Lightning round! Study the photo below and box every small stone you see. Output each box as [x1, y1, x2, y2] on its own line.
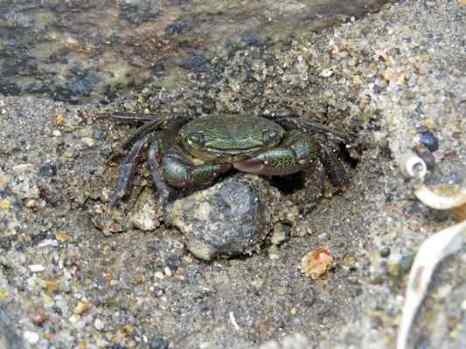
[0, 289, 9, 301]
[154, 271, 165, 279]
[94, 318, 105, 331]
[55, 114, 65, 126]
[418, 130, 439, 152]
[379, 247, 391, 258]
[37, 239, 59, 248]
[129, 188, 160, 231]
[68, 314, 80, 323]
[42, 279, 60, 294]
[55, 231, 73, 241]
[319, 68, 334, 77]
[29, 264, 45, 273]
[74, 301, 92, 315]
[0, 199, 11, 210]
[163, 266, 173, 277]
[25, 199, 38, 208]
[81, 137, 96, 147]
[0, 172, 9, 190]
[52, 130, 62, 137]
[23, 330, 39, 344]
[268, 245, 280, 260]
[271, 223, 290, 245]
[387, 253, 414, 279]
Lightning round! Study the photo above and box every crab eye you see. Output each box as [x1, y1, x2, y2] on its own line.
[262, 129, 280, 144]
[187, 131, 206, 146]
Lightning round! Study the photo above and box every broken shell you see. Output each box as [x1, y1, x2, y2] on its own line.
[397, 220, 466, 349]
[415, 184, 466, 210]
[399, 151, 427, 179]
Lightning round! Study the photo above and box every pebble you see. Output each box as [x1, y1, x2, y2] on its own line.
[165, 176, 270, 261]
[379, 247, 391, 258]
[55, 114, 65, 126]
[386, 253, 414, 279]
[81, 137, 96, 147]
[25, 199, 38, 208]
[319, 68, 334, 77]
[37, 239, 59, 248]
[129, 188, 161, 231]
[271, 223, 290, 245]
[73, 301, 92, 315]
[0, 171, 10, 190]
[94, 318, 105, 331]
[418, 130, 439, 152]
[29, 264, 45, 273]
[23, 330, 39, 344]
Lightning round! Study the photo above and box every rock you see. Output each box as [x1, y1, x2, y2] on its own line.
[129, 188, 161, 231]
[165, 175, 273, 261]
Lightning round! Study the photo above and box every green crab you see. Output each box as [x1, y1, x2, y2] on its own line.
[106, 112, 351, 206]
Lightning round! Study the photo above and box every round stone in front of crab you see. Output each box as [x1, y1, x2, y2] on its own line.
[164, 174, 280, 261]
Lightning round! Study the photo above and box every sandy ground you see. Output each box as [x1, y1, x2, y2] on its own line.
[0, 0, 465, 348]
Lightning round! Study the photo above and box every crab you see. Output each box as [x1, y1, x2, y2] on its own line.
[105, 112, 351, 207]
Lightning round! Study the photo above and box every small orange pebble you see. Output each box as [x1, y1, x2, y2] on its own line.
[301, 247, 334, 280]
[55, 231, 72, 241]
[73, 300, 92, 315]
[43, 279, 60, 294]
[55, 114, 65, 126]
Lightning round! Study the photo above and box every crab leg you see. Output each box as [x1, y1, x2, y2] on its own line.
[121, 119, 164, 150]
[105, 112, 160, 124]
[318, 143, 349, 189]
[266, 115, 354, 144]
[234, 130, 320, 176]
[161, 146, 232, 189]
[147, 138, 173, 202]
[109, 135, 149, 207]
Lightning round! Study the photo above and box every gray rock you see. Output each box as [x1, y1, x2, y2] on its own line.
[165, 175, 274, 261]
